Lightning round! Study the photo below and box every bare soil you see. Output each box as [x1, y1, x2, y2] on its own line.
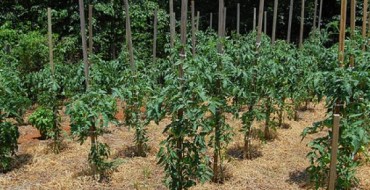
[0, 102, 369, 190]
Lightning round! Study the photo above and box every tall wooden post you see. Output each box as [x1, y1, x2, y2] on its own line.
[153, 9, 158, 64]
[218, 0, 224, 50]
[224, 7, 227, 36]
[124, 0, 135, 72]
[264, 11, 267, 34]
[272, 0, 278, 44]
[318, 0, 323, 30]
[328, 114, 341, 190]
[191, 0, 196, 57]
[47, 8, 54, 74]
[287, 0, 294, 42]
[253, 7, 257, 31]
[299, 0, 305, 49]
[313, 0, 318, 30]
[350, 0, 356, 67]
[170, 0, 175, 49]
[196, 11, 200, 31]
[362, 0, 368, 51]
[257, 0, 265, 47]
[210, 13, 213, 29]
[339, 0, 347, 68]
[88, 5, 93, 55]
[78, 0, 89, 90]
[237, 3, 240, 35]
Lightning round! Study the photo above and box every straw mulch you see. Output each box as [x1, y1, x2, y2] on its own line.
[0, 102, 369, 190]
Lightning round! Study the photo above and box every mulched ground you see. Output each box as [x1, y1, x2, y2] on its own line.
[0, 102, 369, 190]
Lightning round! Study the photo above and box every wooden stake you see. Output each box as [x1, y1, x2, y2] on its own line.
[318, 0, 323, 30]
[313, 0, 318, 30]
[368, 2, 370, 46]
[196, 11, 200, 31]
[191, 0, 196, 57]
[339, 0, 347, 67]
[257, 0, 265, 47]
[210, 12, 213, 29]
[350, 0, 356, 67]
[272, 0, 278, 44]
[237, 3, 240, 35]
[124, 0, 135, 72]
[153, 9, 158, 63]
[170, 0, 175, 49]
[253, 7, 257, 31]
[180, 0, 187, 75]
[328, 114, 341, 190]
[47, 8, 54, 74]
[78, 0, 89, 90]
[362, 0, 368, 51]
[287, 0, 294, 42]
[218, 0, 224, 53]
[299, 0, 305, 49]
[224, 7, 227, 36]
[88, 5, 93, 55]
[264, 11, 267, 34]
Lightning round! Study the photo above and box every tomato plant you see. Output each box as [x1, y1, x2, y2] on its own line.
[66, 90, 118, 178]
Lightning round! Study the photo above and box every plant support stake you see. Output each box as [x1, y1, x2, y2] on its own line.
[318, 0, 323, 30]
[253, 7, 257, 31]
[191, 0, 196, 57]
[287, 0, 294, 42]
[89, 5, 93, 55]
[272, 0, 278, 44]
[78, 0, 89, 90]
[313, 0, 318, 30]
[48, 8, 54, 74]
[350, 0, 356, 67]
[362, 0, 368, 51]
[299, 0, 305, 49]
[237, 3, 240, 35]
[124, 0, 135, 72]
[328, 114, 341, 190]
[153, 9, 158, 63]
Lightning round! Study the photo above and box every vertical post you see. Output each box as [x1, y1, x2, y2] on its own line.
[191, 0, 196, 57]
[313, 0, 318, 30]
[299, 0, 305, 49]
[318, 0, 323, 30]
[47, 8, 54, 74]
[350, 0, 356, 67]
[78, 0, 89, 90]
[153, 9, 158, 64]
[257, 0, 265, 47]
[253, 7, 257, 31]
[272, 0, 278, 44]
[362, 0, 368, 51]
[124, 0, 135, 72]
[170, 0, 175, 49]
[368, 2, 370, 47]
[196, 11, 200, 31]
[237, 3, 240, 35]
[339, 0, 347, 67]
[218, 0, 224, 52]
[264, 11, 267, 34]
[224, 7, 227, 36]
[210, 13, 213, 29]
[287, 0, 294, 42]
[88, 5, 93, 55]
[328, 114, 341, 190]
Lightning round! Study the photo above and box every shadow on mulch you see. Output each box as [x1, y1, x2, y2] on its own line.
[286, 169, 309, 187]
[280, 123, 291, 129]
[1, 154, 33, 173]
[226, 144, 262, 160]
[113, 145, 151, 158]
